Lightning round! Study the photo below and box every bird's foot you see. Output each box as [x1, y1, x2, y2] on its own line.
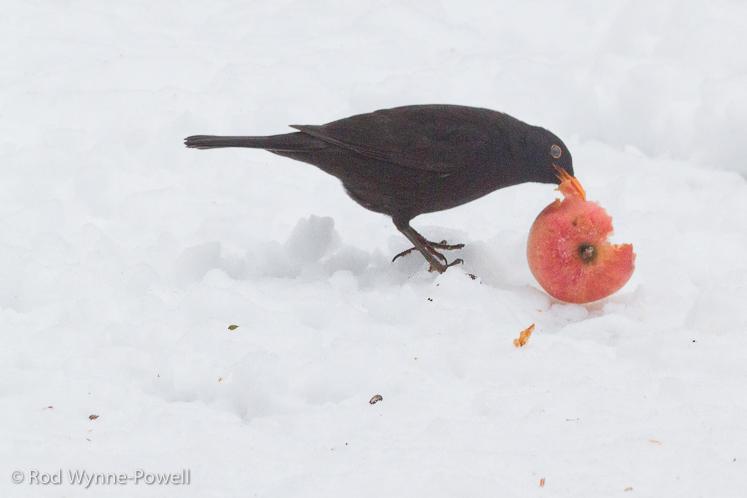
[393, 224, 466, 274]
[392, 240, 465, 263]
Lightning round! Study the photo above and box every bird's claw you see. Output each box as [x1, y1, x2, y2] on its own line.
[428, 258, 463, 272]
[392, 246, 418, 262]
[392, 239, 465, 264]
[432, 240, 465, 251]
[392, 237, 465, 274]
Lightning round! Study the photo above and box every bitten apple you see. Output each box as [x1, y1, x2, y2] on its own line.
[527, 167, 635, 303]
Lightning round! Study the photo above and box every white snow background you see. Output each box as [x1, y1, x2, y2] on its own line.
[2, 0, 747, 496]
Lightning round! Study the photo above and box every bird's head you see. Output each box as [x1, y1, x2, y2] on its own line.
[525, 127, 574, 185]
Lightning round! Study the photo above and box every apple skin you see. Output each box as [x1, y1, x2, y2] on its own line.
[527, 170, 635, 304]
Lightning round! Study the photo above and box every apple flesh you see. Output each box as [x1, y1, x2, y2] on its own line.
[527, 168, 635, 304]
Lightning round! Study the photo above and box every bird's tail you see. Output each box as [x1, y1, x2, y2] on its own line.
[184, 133, 323, 151]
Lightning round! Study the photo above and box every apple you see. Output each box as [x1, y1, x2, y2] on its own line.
[527, 167, 635, 303]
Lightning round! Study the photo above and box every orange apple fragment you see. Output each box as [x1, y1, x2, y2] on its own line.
[527, 167, 635, 303]
[513, 323, 535, 347]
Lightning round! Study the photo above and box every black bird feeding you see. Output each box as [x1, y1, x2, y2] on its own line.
[185, 105, 573, 273]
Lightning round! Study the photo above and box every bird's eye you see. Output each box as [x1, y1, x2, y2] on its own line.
[551, 145, 562, 159]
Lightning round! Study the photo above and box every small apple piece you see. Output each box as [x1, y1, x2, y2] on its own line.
[513, 323, 535, 347]
[527, 167, 635, 304]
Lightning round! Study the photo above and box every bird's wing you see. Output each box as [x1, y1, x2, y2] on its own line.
[291, 105, 522, 173]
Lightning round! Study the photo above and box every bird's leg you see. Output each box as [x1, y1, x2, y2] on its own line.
[393, 222, 464, 273]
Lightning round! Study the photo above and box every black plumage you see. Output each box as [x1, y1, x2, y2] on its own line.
[185, 104, 573, 273]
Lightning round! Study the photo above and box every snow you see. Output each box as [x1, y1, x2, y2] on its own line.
[2, 0, 747, 496]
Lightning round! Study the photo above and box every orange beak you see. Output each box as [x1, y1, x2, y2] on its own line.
[553, 164, 586, 201]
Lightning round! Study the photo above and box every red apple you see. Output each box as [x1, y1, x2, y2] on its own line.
[527, 167, 635, 303]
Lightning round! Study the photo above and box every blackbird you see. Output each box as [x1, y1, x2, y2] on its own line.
[185, 104, 573, 273]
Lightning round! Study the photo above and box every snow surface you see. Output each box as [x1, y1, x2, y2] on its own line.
[2, 0, 747, 496]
